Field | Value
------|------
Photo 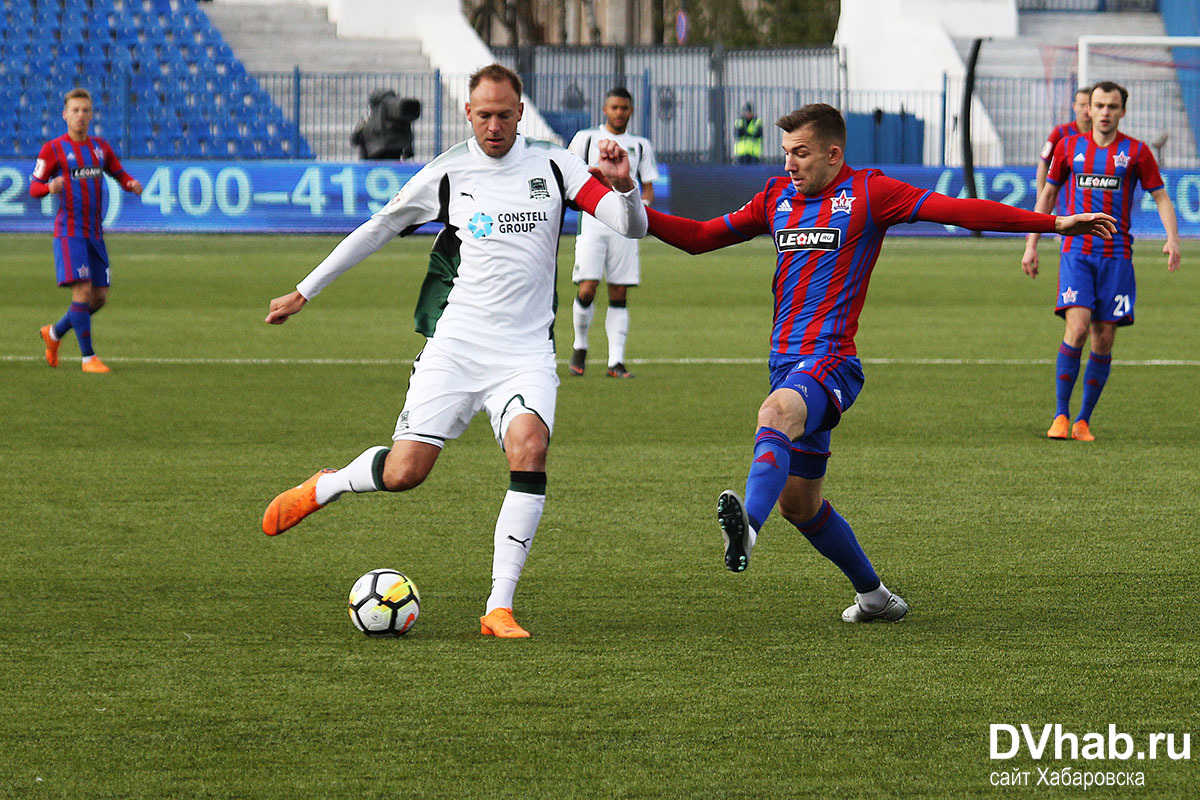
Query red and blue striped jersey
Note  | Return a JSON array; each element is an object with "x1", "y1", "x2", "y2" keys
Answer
[
  {"x1": 1047, "y1": 131, "x2": 1162, "y2": 259},
  {"x1": 30, "y1": 134, "x2": 135, "y2": 239},
  {"x1": 1040, "y1": 120, "x2": 1083, "y2": 164},
  {"x1": 719, "y1": 165, "x2": 930, "y2": 357}
]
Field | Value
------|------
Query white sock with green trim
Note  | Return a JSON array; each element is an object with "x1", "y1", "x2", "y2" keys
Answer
[{"x1": 315, "y1": 445, "x2": 389, "y2": 505}]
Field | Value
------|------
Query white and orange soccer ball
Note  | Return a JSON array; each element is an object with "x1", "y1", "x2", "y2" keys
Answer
[{"x1": 348, "y1": 569, "x2": 420, "y2": 636}]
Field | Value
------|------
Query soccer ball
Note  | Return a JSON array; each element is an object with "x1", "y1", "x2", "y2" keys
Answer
[{"x1": 348, "y1": 569, "x2": 420, "y2": 636}]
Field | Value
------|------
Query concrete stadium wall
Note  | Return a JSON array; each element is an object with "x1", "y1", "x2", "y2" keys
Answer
[{"x1": 836, "y1": 0, "x2": 1017, "y2": 164}]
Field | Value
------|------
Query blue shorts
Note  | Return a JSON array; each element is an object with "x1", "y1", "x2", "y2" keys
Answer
[
  {"x1": 767, "y1": 353, "x2": 865, "y2": 480},
  {"x1": 1056, "y1": 252, "x2": 1136, "y2": 326},
  {"x1": 54, "y1": 236, "x2": 110, "y2": 287}
]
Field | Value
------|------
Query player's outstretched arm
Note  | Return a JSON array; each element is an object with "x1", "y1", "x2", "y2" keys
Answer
[
  {"x1": 266, "y1": 291, "x2": 307, "y2": 324},
  {"x1": 645, "y1": 207, "x2": 754, "y2": 254}
]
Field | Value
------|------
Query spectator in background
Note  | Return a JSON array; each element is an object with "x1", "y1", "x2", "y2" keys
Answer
[{"x1": 734, "y1": 102, "x2": 762, "y2": 164}]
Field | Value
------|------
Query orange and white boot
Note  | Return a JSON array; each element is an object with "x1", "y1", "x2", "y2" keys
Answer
[
  {"x1": 262, "y1": 469, "x2": 336, "y2": 535},
  {"x1": 1046, "y1": 414, "x2": 1070, "y2": 440},
  {"x1": 1071, "y1": 420, "x2": 1095, "y2": 441},
  {"x1": 81, "y1": 356, "x2": 111, "y2": 374},
  {"x1": 39, "y1": 325, "x2": 60, "y2": 368},
  {"x1": 480, "y1": 607, "x2": 530, "y2": 638}
]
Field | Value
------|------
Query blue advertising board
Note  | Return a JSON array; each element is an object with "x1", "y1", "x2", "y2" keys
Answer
[
  {"x1": 4, "y1": 160, "x2": 1200, "y2": 238},
  {"x1": 0, "y1": 159, "x2": 671, "y2": 236}
]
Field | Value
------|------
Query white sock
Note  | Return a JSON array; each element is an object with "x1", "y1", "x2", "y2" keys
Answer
[
  {"x1": 48, "y1": 327, "x2": 60, "y2": 342},
  {"x1": 314, "y1": 445, "x2": 389, "y2": 505},
  {"x1": 606, "y1": 305, "x2": 629, "y2": 366},
  {"x1": 857, "y1": 582, "x2": 891, "y2": 613},
  {"x1": 485, "y1": 489, "x2": 545, "y2": 613},
  {"x1": 572, "y1": 297, "x2": 594, "y2": 351}
]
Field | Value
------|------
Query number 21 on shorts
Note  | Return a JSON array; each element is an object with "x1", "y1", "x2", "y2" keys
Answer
[{"x1": 1113, "y1": 294, "x2": 1131, "y2": 318}]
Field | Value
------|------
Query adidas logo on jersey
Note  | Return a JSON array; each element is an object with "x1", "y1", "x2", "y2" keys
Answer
[
  {"x1": 1073, "y1": 153, "x2": 1085, "y2": 163},
  {"x1": 776, "y1": 199, "x2": 793, "y2": 213}
]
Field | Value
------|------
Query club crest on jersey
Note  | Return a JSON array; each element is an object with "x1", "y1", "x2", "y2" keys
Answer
[
  {"x1": 528, "y1": 177, "x2": 550, "y2": 200},
  {"x1": 829, "y1": 190, "x2": 855, "y2": 215},
  {"x1": 775, "y1": 227, "x2": 841, "y2": 252},
  {"x1": 468, "y1": 211, "x2": 493, "y2": 238},
  {"x1": 1075, "y1": 173, "x2": 1121, "y2": 191},
  {"x1": 1112, "y1": 152, "x2": 1130, "y2": 168}
]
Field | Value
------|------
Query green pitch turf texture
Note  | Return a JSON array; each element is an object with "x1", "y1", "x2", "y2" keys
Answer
[{"x1": 2, "y1": 233, "x2": 1197, "y2": 799}]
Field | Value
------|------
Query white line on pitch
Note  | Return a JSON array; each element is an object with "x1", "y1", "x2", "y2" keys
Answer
[{"x1": 4, "y1": 355, "x2": 1199, "y2": 367}]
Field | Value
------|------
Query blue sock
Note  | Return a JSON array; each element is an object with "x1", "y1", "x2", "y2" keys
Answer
[
  {"x1": 53, "y1": 310, "x2": 72, "y2": 340},
  {"x1": 743, "y1": 426, "x2": 792, "y2": 532},
  {"x1": 1077, "y1": 352, "x2": 1112, "y2": 423},
  {"x1": 1055, "y1": 342, "x2": 1082, "y2": 418},
  {"x1": 68, "y1": 301, "x2": 93, "y2": 357},
  {"x1": 795, "y1": 500, "x2": 880, "y2": 593}
]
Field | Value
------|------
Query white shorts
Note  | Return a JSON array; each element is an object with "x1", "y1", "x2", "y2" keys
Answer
[
  {"x1": 572, "y1": 229, "x2": 640, "y2": 285},
  {"x1": 393, "y1": 337, "x2": 559, "y2": 450}
]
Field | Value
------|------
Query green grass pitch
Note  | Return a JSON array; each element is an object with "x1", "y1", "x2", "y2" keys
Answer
[{"x1": 1, "y1": 232, "x2": 1198, "y2": 798}]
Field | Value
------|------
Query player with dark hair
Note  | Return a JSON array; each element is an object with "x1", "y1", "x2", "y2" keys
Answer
[
  {"x1": 1023, "y1": 80, "x2": 1180, "y2": 441},
  {"x1": 261, "y1": 64, "x2": 647, "y2": 638},
  {"x1": 32, "y1": 87, "x2": 142, "y2": 373},
  {"x1": 643, "y1": 103, "x2": 1115, "y2": 622},
  {"x1": 1036, "y1": 86, "x2": 1092, "y2": 197},
  {"x1": 567, "y1": 86, "x2": 659, "y2": 378}
]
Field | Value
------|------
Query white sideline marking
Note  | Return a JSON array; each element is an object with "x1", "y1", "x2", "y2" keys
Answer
[{"x1": 4, "y1": 355, "x2": 1199, "y2": 367}]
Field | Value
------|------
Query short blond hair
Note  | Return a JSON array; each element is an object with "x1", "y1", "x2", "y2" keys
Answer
[{"x1": 63, "y1": 87, "x2": 92, "y2": 107}]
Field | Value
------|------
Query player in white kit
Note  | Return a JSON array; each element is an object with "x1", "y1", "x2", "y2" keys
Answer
[
  {"x1": 260, "y1": 65, "x2": 647, "y2": 638},
  {"x1": 567, "y1": 87, "x2": 659, "y2": 378}
]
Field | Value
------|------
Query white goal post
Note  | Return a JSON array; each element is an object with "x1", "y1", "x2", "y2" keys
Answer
[{"x1": 1078, "y1": 35, "x2": 1200, "y2": 87}]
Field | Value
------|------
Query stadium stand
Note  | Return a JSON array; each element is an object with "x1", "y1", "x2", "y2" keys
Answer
[{"x1": 0, "y1": 0, "x2": 313, "y2": 158}]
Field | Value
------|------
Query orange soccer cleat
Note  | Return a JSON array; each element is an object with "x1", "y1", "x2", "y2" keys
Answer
[
  {"x1": 39, "y1": 325, "x2": 60, "y2": 368},
  {"x1": 480, "y1": 607, "x2": 530, "y2": 638},
  {"x1": 81, "y1": 356, "x2": 111, "y2": 374},
  {"x1": 1071, "y1": 420, "x2": 1095, "y2": 441},
  {"x1": 1046, "y1": 414, "x2": 1070, "y2": 440},
  {"x1": 262, "y1": 468, "x2": 335, "y2": 536}
]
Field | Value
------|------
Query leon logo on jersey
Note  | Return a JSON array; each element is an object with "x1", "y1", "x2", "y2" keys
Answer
[
  {"x1": 70, "y1": 166, "x2": 104, "y2": 180},
  {"x1": 774, "y1": 227, "x2": 842, "y2": 252},
  {"x1": 1075, "y1": 173, "x2": 1121, "y2": 192}
]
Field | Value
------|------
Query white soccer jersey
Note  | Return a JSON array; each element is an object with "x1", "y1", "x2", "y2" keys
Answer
[
  {"x1": 568, "y1": 127, "x2": 659, "y2": 238},
  {"x1": 296, "y1": 134, "x2": 645, "y2": 355}
]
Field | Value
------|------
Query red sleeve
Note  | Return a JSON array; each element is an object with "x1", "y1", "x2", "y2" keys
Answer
[
  {"x1": 572, "y1": 175, "x2": 611, "y2": 215},
  {"x1": 867, "y1": 174, "x2": 934, "y2": 226},
  {"x1": 100, "y1": 140, "x2": 137, "y2": 191},
  {"x1": 1135, "y1": 143, "x2": 1164, "y2": 193},
  {"x1": 29, "y1": 142, "x2": 56, "y2": 198},
  {"x1": 1046, "y1": 139, "x2": 1070, "y2": 186},
  {"x1": 915, "y1": 192, "x2": 1056, "y2": 233},
  {"x1": 645, "y1": 190, "x2": 769, "y2": 255}
]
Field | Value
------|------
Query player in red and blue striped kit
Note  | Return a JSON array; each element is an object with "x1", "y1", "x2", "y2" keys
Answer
[
  {"x1": 1022, "y1": 81, "x2": 1180, "y2": 442},
  {"x1": 646, "y1": 103, "x2": 1115, "y2": 622},
  {"x1": 1036, "y1": 86, "x2": 1092, "y2": 198},
  {"x1": 31, "y1": 88, "x2": 142, "y2": 373}
]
